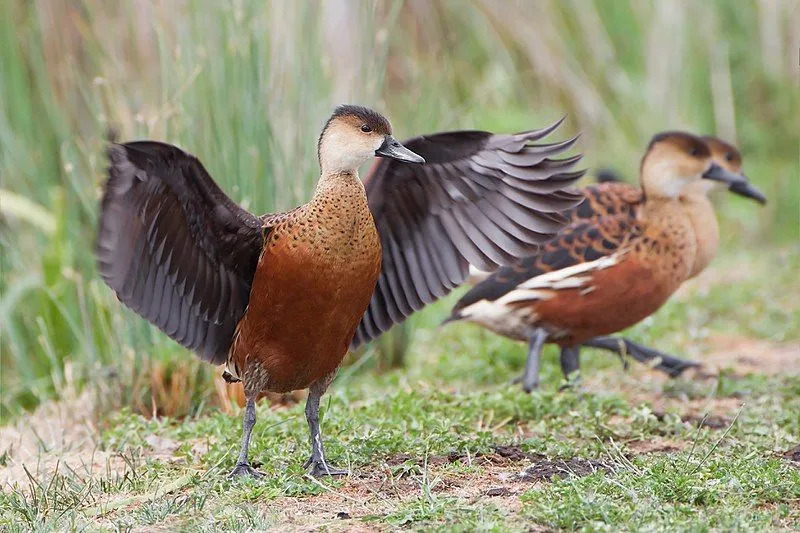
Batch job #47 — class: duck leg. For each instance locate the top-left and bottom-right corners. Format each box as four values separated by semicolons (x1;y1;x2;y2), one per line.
229;396;263;478
582;336;700;377
303;372;347;477
558;346;582;388
520;328;548;392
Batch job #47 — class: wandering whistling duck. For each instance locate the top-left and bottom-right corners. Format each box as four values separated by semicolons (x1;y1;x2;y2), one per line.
446;132;765;392
96;105;585;477
573;136;765;377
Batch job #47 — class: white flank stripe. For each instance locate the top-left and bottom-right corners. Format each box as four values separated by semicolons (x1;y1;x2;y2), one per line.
459;251;625;326
518;253;622;291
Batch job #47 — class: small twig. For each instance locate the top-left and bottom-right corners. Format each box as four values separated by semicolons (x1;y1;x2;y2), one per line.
683;412;709;470
491;417;513;433
689;404;744;476
602;436;640;476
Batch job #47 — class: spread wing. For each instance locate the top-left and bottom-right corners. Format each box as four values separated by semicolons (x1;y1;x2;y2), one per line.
450;213;640;316
352;118;586;347
96;141;266;364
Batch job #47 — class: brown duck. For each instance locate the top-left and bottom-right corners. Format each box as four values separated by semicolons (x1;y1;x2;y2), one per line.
565;136;765;378
447;132;763;391
96;105;584;476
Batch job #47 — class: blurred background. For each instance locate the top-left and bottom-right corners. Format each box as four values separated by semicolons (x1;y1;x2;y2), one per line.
1;0;797;422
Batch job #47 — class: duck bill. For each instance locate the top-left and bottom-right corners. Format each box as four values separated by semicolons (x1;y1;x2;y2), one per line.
375;135;425;164
729;177;767;204
702;164;766;204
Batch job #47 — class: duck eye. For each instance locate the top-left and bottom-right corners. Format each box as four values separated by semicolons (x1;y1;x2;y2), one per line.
360;124;372;133
725;152;734;162
688;147;698;156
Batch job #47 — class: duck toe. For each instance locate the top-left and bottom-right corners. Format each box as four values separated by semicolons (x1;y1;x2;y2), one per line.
228;462;264;479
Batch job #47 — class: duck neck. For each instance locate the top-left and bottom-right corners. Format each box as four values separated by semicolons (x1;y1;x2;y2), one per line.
680;191;719;278
640;195;680;218
315;169;364;196
311;169;369;214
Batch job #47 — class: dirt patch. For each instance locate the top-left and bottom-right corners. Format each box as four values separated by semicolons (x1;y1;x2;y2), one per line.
626;439;687;454
262;461;528;531
652;410;733;430
684;414;731;429
386;445;543;469
485;486;512;496
702;334;800;377
259;446;606;529
0;390;129;489
782;444;800;464
386;445;610;484
584;366;744;424
517;458;612;482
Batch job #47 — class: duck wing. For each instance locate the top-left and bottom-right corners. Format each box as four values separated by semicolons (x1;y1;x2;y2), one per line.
448;213;640;318
96;141;267;365
570;182;643;223
352;118;586;347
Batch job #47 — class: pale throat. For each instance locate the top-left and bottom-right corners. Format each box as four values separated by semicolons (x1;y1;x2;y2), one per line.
642;160;698;199
318;129;379;175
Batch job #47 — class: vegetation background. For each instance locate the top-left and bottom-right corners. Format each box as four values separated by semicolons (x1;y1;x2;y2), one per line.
1;1;798;530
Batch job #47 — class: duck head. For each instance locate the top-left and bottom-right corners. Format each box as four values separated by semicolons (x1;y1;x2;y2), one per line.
317;104;424;174
700;136;766;204
640;131;745;200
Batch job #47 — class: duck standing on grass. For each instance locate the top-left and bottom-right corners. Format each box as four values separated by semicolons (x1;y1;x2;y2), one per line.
446;132;765;392
96;105;585;477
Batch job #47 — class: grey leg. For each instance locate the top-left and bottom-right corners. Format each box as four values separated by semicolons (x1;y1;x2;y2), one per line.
521;329;548;392
228;396;263;478
582;336;630;370
583;336;700;377
559;345;581;385
303;372;347;477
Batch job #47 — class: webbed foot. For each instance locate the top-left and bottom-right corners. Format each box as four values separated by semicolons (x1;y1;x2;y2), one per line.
228;462;264;478
303;457;348;477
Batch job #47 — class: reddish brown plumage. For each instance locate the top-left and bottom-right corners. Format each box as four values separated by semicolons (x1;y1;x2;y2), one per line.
455;198;695;346
515;201;694;346
230;174;381;393
528;256;669;344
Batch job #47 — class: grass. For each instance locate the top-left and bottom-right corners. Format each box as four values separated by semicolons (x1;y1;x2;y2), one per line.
1;0;798;530
1;250;798;530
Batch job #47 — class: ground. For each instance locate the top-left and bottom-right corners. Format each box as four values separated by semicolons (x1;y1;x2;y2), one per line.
1;250;799;531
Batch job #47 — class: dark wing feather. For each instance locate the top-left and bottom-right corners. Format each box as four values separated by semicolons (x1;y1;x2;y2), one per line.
96;141;266;364
450;213;640;314
352;118;586;347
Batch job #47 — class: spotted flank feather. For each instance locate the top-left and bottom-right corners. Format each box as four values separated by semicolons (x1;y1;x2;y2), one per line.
452;213;638;314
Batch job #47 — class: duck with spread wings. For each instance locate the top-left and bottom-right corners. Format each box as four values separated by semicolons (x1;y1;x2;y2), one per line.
96;105;584;477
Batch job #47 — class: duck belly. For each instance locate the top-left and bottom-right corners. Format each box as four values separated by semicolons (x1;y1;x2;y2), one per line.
232;226;381;393
530;255;677;345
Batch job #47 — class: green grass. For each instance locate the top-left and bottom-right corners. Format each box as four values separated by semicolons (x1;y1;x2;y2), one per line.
1;0;799;530
1;250;798;530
